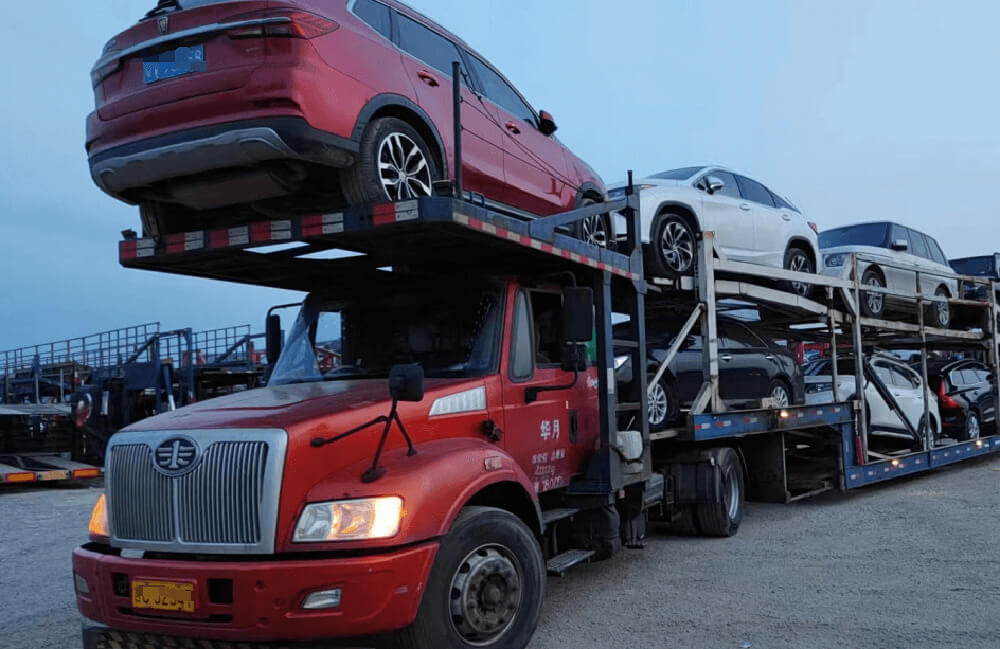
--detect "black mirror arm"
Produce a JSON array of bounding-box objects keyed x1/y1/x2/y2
[
  {"x1": 525, "y1": 369, "x2": 578, "y2": 404},
  {"x1": 310, "y1": 398, "x2": 417, "y2": 483}
]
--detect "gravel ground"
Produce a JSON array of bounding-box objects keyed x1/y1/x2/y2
[{"x1": 2, "y1": 456, "x2": 999, "y2": 649}]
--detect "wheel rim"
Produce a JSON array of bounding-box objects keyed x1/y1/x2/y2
[
  {"x1": 724, "y1": 469, "x2": 740, "y2": 520},
  {"x1": 935, "y1": 288, "x2": 950, "y2": 327},
  {"x1": 968, "y1": 414, "x2": 980, "y2": 439},
  {"x1": 378, "y1": 132, "x2": 433, "y2": 201},
  {"x1": 581, "y1": 214, "x2": 608, "y2": 248},
  {"x1": 865, "y1": 276, "x2": 884, "y2": 314},
  {"x1": 449, "y1": 544, "x2": 522, "y2": 646},
  {"x1": 660, "y1": 220, "x2": 694, "y2": 272},
  {"x1": 786, "y1": 251, "x2": 811, "y2": 296},
  {"x1": 647, "y1": 380, "x2": 669, "y2": 427},
  {"x1": 770, "y1": 384, "x2": 790, "y2": 408}
]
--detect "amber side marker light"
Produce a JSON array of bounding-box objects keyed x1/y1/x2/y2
[{"x1": 89, "y1": 494, "x2": 109, "y2": 540}]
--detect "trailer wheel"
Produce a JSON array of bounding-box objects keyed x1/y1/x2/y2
[
  {"x1": 390, "y1": 506, "x2": 544, "y2": 649},
  {"x1": 694, "y1": 448, "x2": 744, "y2": 537},
  {"x1": 342, "y1": 117, "x2": 440, "y2": 205}
]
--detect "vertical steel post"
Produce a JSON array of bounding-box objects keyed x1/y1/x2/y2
[
  {"x1": 917, "y1": 270, "x2": 932, "y2": 450},
  {"x1": 451, "y1": 60, "x2": 463, "y2": 199},
  {"x1": 693, "y1": 231, "x2": 723, "y2": 413},
  {"x1": 990, "y1": 282, "x2": 1000, "y2": 428},
  {"x1": 850, "y1": 254, "x2": 868, "y2": 462},
  {"x1": 829, "y1": 286, "x2": 841, "y2": 402}
]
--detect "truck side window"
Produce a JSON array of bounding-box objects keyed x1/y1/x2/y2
[
  {"x1": 529, "y1": 291, "x2": 563, "y2": 366},
  {"x1": 510, "y1": 291, "x2": 534, "y2": 379}
]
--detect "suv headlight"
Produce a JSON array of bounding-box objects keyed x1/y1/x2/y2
[
  {"x1": 293, "y1": 497, "x2": 404, "y2": 542},
  {"x1": 824, "y1": 253, "x2": 847, "y2": 268}
]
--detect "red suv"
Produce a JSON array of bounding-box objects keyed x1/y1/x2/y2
[{"x1": 87, "y1": 0, "x2": 606, "y2": 238}]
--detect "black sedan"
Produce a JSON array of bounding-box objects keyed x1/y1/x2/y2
[
  {"x1": 920, "y1": 358, "x2": 996, "y2": 440},
  {"x1": 616, "y1": 314, "x2": 804, "y2": 430}
]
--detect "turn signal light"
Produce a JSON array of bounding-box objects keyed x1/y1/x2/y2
[{"x1": 89, "y1": 494, "x2": 110, "y2": 541}]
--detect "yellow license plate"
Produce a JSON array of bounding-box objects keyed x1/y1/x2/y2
[{"x1": 131, "y1": 579, "x2": 195, "y2": 613}]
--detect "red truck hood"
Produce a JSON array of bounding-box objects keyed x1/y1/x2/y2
[{"x1": 125, "y1": 377, "x2": 471, "y2": 432}]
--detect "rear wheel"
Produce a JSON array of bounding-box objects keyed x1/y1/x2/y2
[
  {"x1": 651, "y1": 212, "x2": 697, "y2": 278},
  {"x1": 767, "y1": 379, "x2": 792, "y2": 408},
  {"x1": 388, "y1": 507, "x2": 544, "y2": 649},
  {"x1": 926, "y1": 285, "x2": 952, "y2": 329},
  {"x1": 341, "y1": 117, "x2": 439, "y2": 205},
  {"x1": 958, "y1": 410, "x2": 981, "y2": 441},
  {"x1": 781, "y1": 246, "x2": 815, "y2": 297},
  {"x1": 694, "y1": 447, "x2": 744, "y2": 537},
  {"x1": 575, "y1": 197, "x2": 611, "y2": 249},
  {"x1": 859, "y1": 268, "x2": 886, "y2": 319}
]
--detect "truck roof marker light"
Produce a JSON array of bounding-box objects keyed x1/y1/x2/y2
[
  {"x1": 4, "y1": 471, "x2": 35, "y2": 483},
  {"x1": 73, "y1": 468, "x2": 101, "y2": 479}
]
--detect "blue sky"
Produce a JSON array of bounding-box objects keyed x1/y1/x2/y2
[{"x1": 1, "y1": 0, "x2": 998, "y2": 349}]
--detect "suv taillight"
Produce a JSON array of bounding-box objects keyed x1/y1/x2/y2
[
  {"x1": 940, "y1": 380, "x2": 960, "y2": 409},
  {"x1": 226, "y1": 9, "x2": 339, "y2": 39}
]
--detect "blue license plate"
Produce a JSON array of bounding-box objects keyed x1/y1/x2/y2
[{"x1": 143, "y1": 44, "x2": 206, "y2": 84}]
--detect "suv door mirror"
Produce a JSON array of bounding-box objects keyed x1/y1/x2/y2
[
  {"x1": 705, "y1": 175, "x2": 726, "y2": 194},
  {"x1": 538, "y1": 110, "x2": 557, "y2": 136},
  {"x1": 891, "y1": 239, "x2": 909, "y2": 252},
  {"x1": 562, "y1": 287, "x2": 593, "y2": 343},
  {"x1": 266, "y1": 314, "x2": 283, "y2": 364},
  {"x1": 389, "y1": 364, "x2": 424, "y2": 402}
]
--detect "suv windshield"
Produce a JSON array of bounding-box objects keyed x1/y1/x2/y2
[
  {"x1": 651, "y1": 167, "x2": 703, "y2": 181},
  {"x1": 819, "y1": 223, "x2": 889, "y2": 249},
  {"x1": 269, "y1": 283, "x2": 504, "y2": 385}
]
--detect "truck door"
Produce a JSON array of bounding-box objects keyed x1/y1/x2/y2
[{"x1": 500, "y1": 287, "x2": 598, "y2": 494}]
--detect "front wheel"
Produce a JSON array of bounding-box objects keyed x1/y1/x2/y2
[
  {"x1": 341, "y1": 117, "x2": 439, "y2": 205},
  {"x1": 780, "y1": 247, "x2": 815, "y2": 297},
  {"x1": 767, "y1": 379, "x2": 792, "y2": 408},
  {"x1": 651, "y1": 213, "x2": 697, "y2": 278},
  {"x1": 389, "y1": 507, "x2": 545, "y2": 649}
]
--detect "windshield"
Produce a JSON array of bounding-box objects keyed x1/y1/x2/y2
[
  {"x1": 650, "y1": 167, "x2": 703, "y2": 181},
  {"x1": 950, "y1": 256, "x2": 997, "y2": 277},
  {"x1": 819, "y1": 223, "x2": 889, "y2": 249},
  {"x1": 269, "y1": 284, "x2": 504, "y2": 385}
]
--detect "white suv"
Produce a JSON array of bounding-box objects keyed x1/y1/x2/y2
[
  {"x1": 818, "y1": 221, "x2": 958, "y2": 328},
  {"x1": 609, "y1": 166, "x2": 820, "y2": 295}
]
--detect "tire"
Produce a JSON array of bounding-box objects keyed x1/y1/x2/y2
[
  {"x1": 694, "y1": 447, "x2": 744, "y2": 537},
  {"x1": 646, "y1": 374, "x2": 675, "y2": 432},
  {"x1": 780, "y1": 246, "x2": 815, "y2": 297},
  {"x1": 958, "y1": 410, "x2": 981, "y2": 441},
  {"x1": 651, "y1": 212, "x2": 697, "y2": 278},
  {"x1": 859, "y1": 268, "x2": 886, "y2": 319},
  {"x1": 767, "y1": 379, "x2": 792, "y2": 408},
  {"x1": 663, "y1": 505, "x2": 700, "y2": 536},
  {"x1": 574, "y1": 197, "x2": 611, "y2": 249},
  {"x1": 341, "y1": 117, "x2": 440, "y2": 205},
  {"x1": 926, "y1": 285, "x2": 952, "y2": 329},
  {"x1": 388, "y1": 506, "x2": 544, "y2": 649}
]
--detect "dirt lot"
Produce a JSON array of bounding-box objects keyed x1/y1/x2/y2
[{"x1": 2, "y1": 456, "x2": 999, "y2": 649}]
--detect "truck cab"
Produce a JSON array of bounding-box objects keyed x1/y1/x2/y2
[{"x1": 74, "y1": 274, "x2": 617, "y2": 648}]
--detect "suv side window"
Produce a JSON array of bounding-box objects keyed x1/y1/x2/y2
[
  {"x1": 927, "y1": 237, "x2": 949, "y2": 266},
  {"x1": 510, "y1": 291, "x2": 534, "y2": 379},
  {"x1": 352, "y1": 0, "x2": 391, "y2": 39},
  {"x1": 467, "y1": 55, "x2": 536, "y2": 125},
  {"x1": 699, "y1": 170, "x2": 739, "y2": 199},
  {"x1": 396, "y1": 13, "x2": 463, "y2": 77},
  {"x1": 735, "y1": 176, "x2": 775, "y2": 207},
  {"x1": 907, "y1": 228, "x2": 929, "y2": 259}
]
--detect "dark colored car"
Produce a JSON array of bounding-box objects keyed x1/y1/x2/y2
[
  {"x1": 616, "y1": 314, "x2": 804, "y2": 430},
  {"x1": 949, "y1": 254, "x2": 1000, "y2": 326},
  {"x1": 920, "y1": 358, "x2": 996, "y2": 440},
  {"x1": 87, "y1": 0, "x2": 605, "y2": 236}
]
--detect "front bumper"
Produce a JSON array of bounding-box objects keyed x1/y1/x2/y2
[{"x1": 74, "y1": 541, "x2": 438, "y2": 644}]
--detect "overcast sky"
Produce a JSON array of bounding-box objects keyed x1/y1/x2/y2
[{"x1": 0, "y1": 0, "x2": 998, "y2": 349}]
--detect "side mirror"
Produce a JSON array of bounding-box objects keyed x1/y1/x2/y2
[
  {"x1": 562, "y1": 287, "x2": 593, "y2": 343},
  {"x1": 705, "y1": 175, "x2": 726, "y2": 194},
  {"x1": 891, "y1": 239, "x2": 909, "y2": 252},
  {"x1": 265, "y1": 314, "x2": 283, "y2": 365},
  {"x1": 538, "y1": 110, "x2": 557, "y2": 136},
  {"x1": 389, "y1": 364, "x2": 424, "y2": 402}
]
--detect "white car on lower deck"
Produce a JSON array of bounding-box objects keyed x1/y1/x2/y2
[{"x1": 608, "y1": 166, "x2": 820, "y2": 295}]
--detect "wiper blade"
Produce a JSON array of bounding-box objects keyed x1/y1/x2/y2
[{"x1": 145, "y1": 0, "x2": 182, "y2": 18}]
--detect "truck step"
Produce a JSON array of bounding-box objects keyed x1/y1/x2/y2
[
  {"x1": 547, "y1": 549, "x2": 596, "y2": 577},
  {"x1": 541, "y1": 507, "x2": 580, "y2": 528}
]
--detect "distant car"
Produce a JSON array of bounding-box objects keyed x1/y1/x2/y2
[
  {"x1": 87, "y1": 0, "x2": 605, "y2": 236},
  {"x1": 607, "y1": 167, "x2": 819, "y2": 295},
  {"x1": 615, "y1": 313, "x2": 804, "y2": 430},
  {"x1": 804, "y1": 354, "x2": 942, "y2": 441},
  {"x1": 819, "y1": 222, "x2": 958, "y2": 328},
  {"x1": 919, "y1": 358, "x2": 996, "y2": 441}
]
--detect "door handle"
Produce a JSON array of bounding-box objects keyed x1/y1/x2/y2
[
  {"x1": 417, "y1": 70, "x2": 439, "y2": 87},
  {"x1": 764, "y1": 354, "x2": 775, "y2": 360},
  {"x1": 720, "y1": 354, "x2": 733, "y2": 361},
  {"x1": 781, "y1": 214, "x2": 792, "y2": 221},
  {"x1": 505, "y1": 121, "x2": 522, "y2": 134},
  {"x1": 739, "y1": 203, "x2": 751, "y2": 211}
]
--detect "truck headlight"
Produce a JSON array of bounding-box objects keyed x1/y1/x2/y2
[
  {"x1": 88, "y1": 494, "x2": 109, "y2": 541},
  {"x1": 824, "y1": 253, "x2": 847, "y2": 268},
  {"x1": 293, "y1": 497, "x2": 404, "y2": 542}
]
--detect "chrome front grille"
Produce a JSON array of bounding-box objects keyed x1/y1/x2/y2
[{"x1": 105, "y1": 430, "x2": 286, "y2": 554}]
